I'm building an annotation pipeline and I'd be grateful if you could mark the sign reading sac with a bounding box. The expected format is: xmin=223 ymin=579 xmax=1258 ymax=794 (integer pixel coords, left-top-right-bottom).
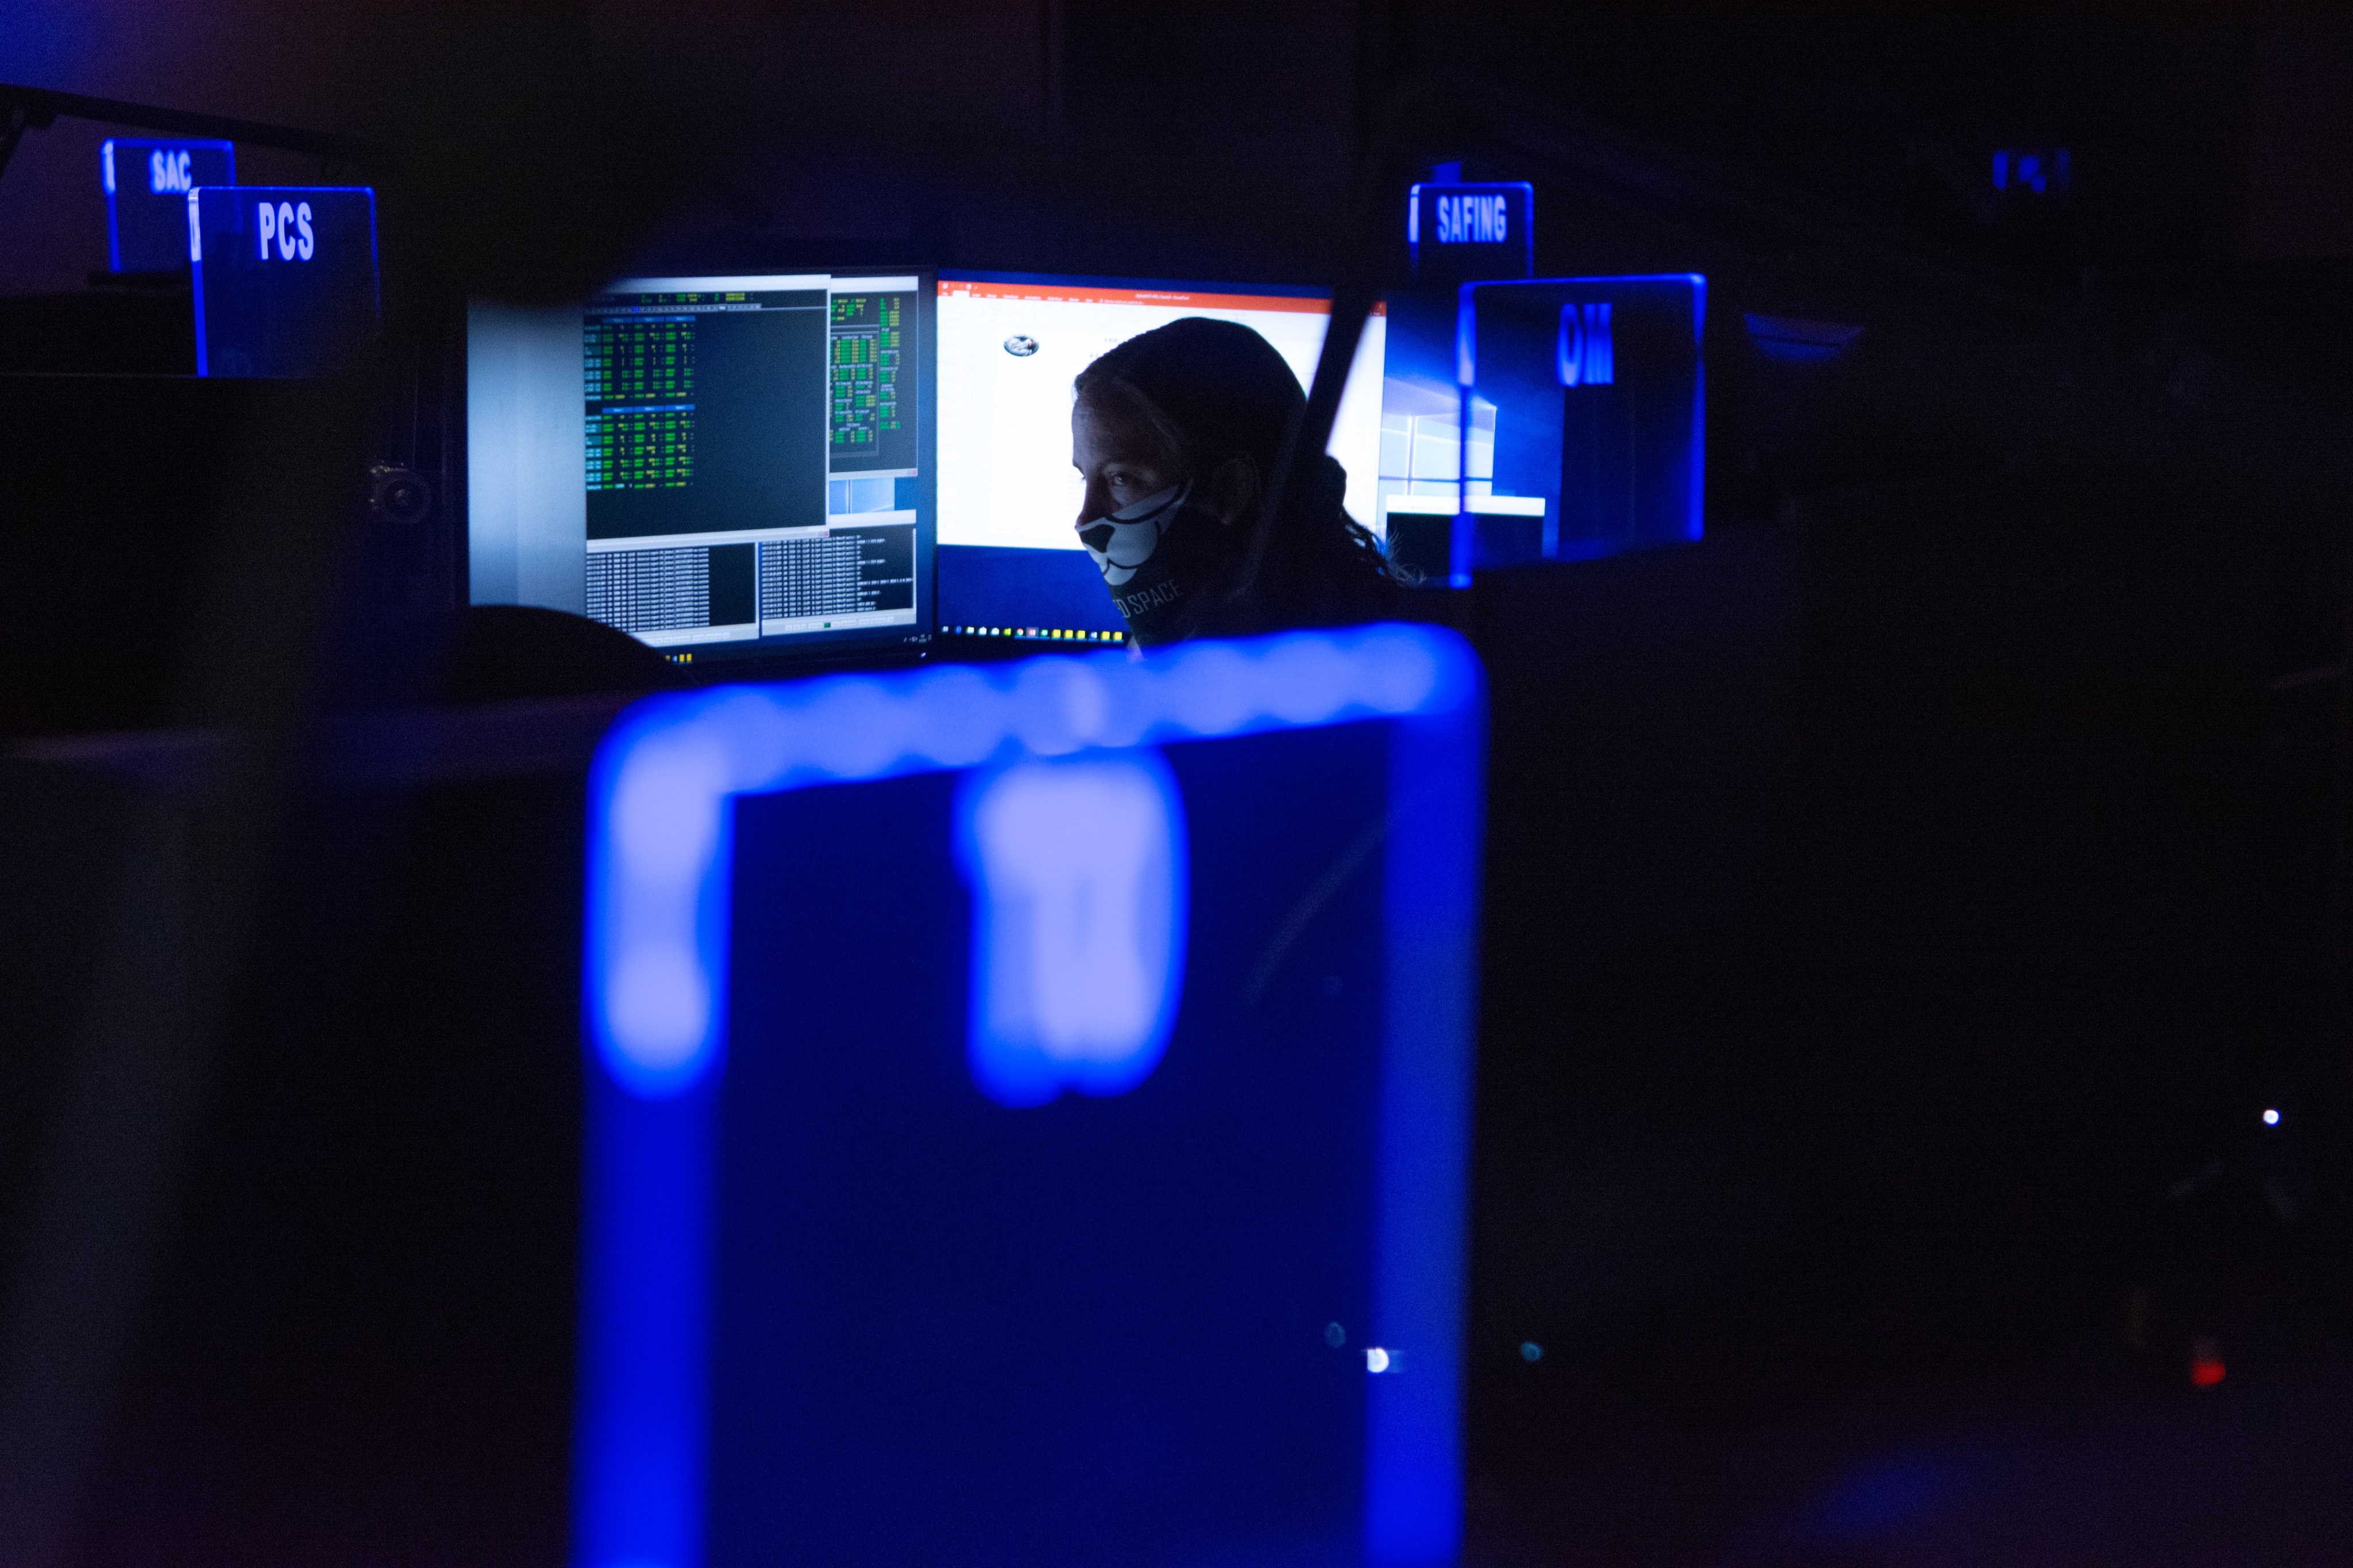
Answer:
xmin=188 ymin=186 xmax=380 ymax=377
xmin=101 ymin=137 xmax=234 ymax=273
xmin=1407 ymin=181 xmax=1534 ymax=283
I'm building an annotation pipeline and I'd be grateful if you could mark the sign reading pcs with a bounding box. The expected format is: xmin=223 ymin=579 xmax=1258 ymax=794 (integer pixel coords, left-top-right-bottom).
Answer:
xmin=188 ymin=186 xmax=380 ymax=377
xmin=102 ymin=138 xmax=234 ymax=273
xmin=1407 ymin=181 xmax=1534 ymax=283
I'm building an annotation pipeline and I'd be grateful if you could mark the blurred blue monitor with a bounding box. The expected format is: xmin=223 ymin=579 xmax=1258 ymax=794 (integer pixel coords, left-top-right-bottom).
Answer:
xmin=934 ymin=273 xmax=1388 ymax=640
xmin=465 ymin=272 xmax=936 ymax=669
xmin=1453 ymin=273 xmax=1706 ymax=571
xmin=576 ymin=626 xmax=1484 ymax=1567
xmin=188 ymin=186 xmax=378 ymax=378
xmin=102 ymin=137 xmax=233 ymax=272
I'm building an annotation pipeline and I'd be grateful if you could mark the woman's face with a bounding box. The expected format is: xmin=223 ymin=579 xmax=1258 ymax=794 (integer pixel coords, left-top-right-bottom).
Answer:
xmin=1073 ymin=387 xmax=1183 ymax=526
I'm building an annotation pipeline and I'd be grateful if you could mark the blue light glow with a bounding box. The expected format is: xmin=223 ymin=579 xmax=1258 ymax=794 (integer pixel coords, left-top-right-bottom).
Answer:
xmin=1992 ymin=147 xmax=2072 ymax=196
xmin=1744 ymin=312 xmax=1864 ymax=365
xmin=1407 ymin=181 xmax=1536 ymax=280
xmin=101 ymin=137 xmax=234 ymax=272
xmin=587 ymin=627 xmax=1467 ymax=1103
xmin=188 ymin=186 xmax=380 ymax=377
xmin=577 ymin=625 xmax=1483 ymax=1568
xmin=1815 ymin=1455 xmax=1957 ymax=1539
xmin=1557 ymin=301 xmax=1614 ymax=388
xmin=1453 ymin=283 xmax=1479 ymax=393
xmin=1458 ymin=273 xmax=1706 ymax=563
xmin=958 ymin=751 xmax=1186 ymax=1107
xmin=1687 ymin=274 xmax=1708 ymax=543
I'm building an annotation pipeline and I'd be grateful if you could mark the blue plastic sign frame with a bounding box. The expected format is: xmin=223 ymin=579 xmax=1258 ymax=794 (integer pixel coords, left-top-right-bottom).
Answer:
xmin=188 ymin=186 xmax=380 ymax=377
xmin=101 ymin=137 xmax=233 ymax=272
xmin=1453 ymin=273 xmax=1707 ymax=571
xmin=1407 ymin=181 xmax=1534 ymax=283
xmin=578 ymin=624 xmax=1485 ymax=1568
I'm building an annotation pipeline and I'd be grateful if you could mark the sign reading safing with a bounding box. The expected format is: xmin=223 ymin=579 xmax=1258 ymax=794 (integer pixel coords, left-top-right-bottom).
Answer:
xmin=1407 ymin=181 xmax=1534 ymax=282
xmin=188 ymin=186 xmax=380 ymax=377
xmin=1433 ymin=192 xmax=1510 ymax=245
xmin=101 ymin=137 xmax=234 ymax=272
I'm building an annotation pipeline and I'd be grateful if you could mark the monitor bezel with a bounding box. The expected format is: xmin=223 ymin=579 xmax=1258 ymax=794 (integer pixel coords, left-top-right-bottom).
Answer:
xmin=461 ymin=265 xmax=940 ymax=679
xmin=929 ymin=269 xmax=1387 ymax=644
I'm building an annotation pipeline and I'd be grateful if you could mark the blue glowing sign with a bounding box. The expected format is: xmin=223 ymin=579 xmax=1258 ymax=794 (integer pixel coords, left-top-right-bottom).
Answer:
xmin=101 ymin=137 xmax=233 ymax=272
xmin=579 ymin=625 xmax=1484 ymax=1568
xmin=958 ymin=751 xmax=1186 ymax=1107
xmin=1992 ymin=148 xmax=2071 ymax=196
xmin=1457 ymin=273 xmax=1705 ymax=565
xmin=1407 ymin=181 xmax=1534 ymax=283
xmin=188 ymin=186 xmax=379 ymax=377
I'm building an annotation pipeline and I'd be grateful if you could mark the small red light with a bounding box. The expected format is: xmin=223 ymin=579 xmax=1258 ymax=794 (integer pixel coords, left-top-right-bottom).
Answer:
xmin=2190 ymin=1336 xmax=2225 ymax=1387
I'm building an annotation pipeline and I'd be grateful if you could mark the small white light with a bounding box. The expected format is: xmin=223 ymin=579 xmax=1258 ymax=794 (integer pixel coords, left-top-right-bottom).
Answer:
xmin=1365 ymin=1347 xmax=1391 ymax=1373
xmin=2263 ymin=1108 xmax=2281 ymax=1126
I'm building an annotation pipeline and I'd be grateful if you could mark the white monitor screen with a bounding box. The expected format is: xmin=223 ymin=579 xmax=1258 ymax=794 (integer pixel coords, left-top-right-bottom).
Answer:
xmin=936 ymin=276 xmax=1387 ymax=554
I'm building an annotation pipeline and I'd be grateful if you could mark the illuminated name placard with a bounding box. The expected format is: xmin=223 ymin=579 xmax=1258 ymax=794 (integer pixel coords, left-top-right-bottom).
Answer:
xmin=100 ymin=137 xmax=234 ymax=272
xmin=188 ymin=186 xmax=380 ymax=377
xmin=1456 ymin=273 xmax=1706 ymax=565
xmin=1407 ymin=181 xmax=1534 ymax=282
xmin=252 ymin=197 xmax=318 ymax=261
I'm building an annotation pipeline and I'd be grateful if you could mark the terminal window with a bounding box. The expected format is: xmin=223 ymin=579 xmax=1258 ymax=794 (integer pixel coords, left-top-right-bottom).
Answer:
xmin=582 ymin=273 xmax=925 ymax=652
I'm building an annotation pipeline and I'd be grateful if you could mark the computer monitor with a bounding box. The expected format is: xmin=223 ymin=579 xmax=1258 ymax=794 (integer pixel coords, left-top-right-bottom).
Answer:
xmin=933 ymin=273 xmax=1386 ymax=641
xmin=466 ymin=271 xmax=936 ymax=669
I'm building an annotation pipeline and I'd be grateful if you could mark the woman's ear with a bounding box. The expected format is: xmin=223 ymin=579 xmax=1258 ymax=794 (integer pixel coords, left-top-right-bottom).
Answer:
xmin=1208 ymin=455 xmax=1259 ymax=529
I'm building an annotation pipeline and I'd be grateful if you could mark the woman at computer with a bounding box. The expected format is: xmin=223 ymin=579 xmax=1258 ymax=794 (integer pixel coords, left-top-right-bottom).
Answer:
xmin=1072 ymin=317 xmax=1399 ymax=645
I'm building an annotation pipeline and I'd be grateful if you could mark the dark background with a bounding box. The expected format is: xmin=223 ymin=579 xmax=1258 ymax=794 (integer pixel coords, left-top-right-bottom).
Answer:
xmin=4 ymin=2 xmax=2353 ymax=1563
